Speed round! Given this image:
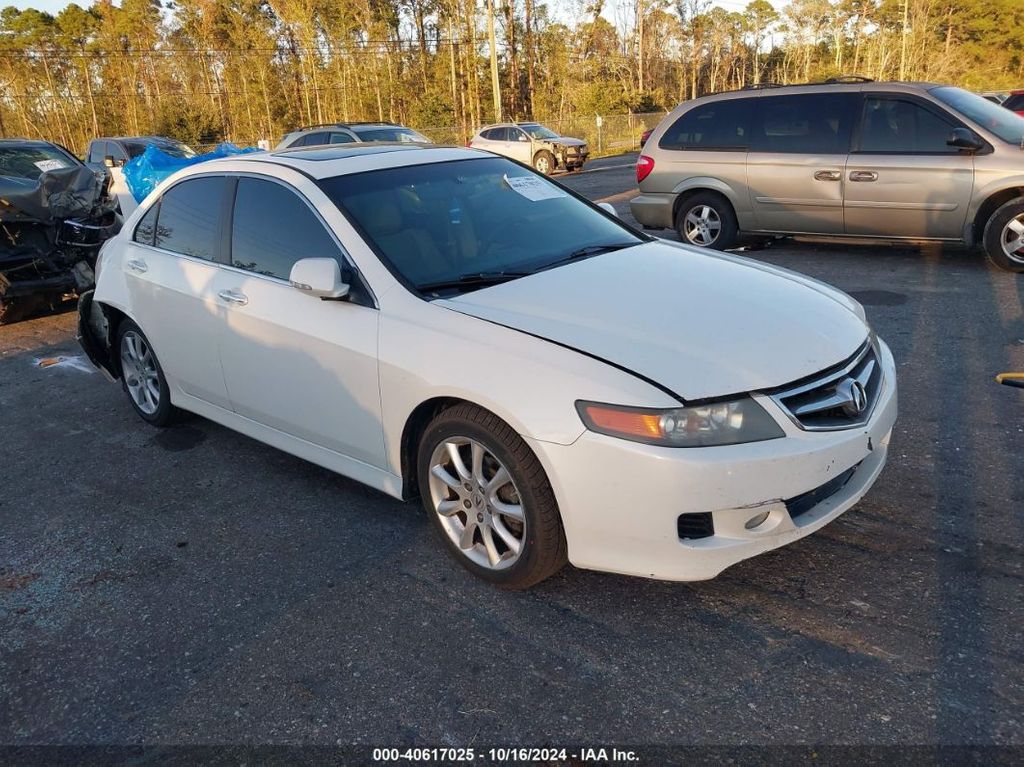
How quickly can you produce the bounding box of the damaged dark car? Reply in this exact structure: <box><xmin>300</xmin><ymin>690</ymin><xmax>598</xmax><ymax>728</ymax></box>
<box><xmin>0</xmin><ymin>138</ymin><xmax>121</xmax><ymax>324</ymax></box>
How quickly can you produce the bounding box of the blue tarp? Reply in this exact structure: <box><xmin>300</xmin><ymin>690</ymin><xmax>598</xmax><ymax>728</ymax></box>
<box><xmin>123</xmin><ymin>142</ymin><xmax>261</xmax><ymax>203</ymax></box>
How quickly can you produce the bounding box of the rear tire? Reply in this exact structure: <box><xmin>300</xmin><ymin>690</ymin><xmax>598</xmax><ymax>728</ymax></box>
<box><xmin>116</xmin><ymin>319</ymin><xmax>180</xmax><ymax>427</ymax></box>
<box><xmin>533</xmin><ymin>150</ymin><xmax>555</xmax><ymax>176</ymax></box>
<box><xmin>982</xmin><ymin>197</ymin><xmax>1024</xmax><ymax>273</ymax></box>
<box><xmin>675</xmin><ymin>192</ymin><xmax>739</xmax><ymax>251</ymax></box>
<box><xmin>417</xmin><ymin>403</ymin><xmax>567</xmax><ymax>589</ymax></box>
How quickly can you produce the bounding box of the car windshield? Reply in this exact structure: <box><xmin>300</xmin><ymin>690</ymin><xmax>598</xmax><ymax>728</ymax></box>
<box><xmin>319</xmin><ymin>156</ymin><xmax>643</xmax><ymax>294</ymax></box>
<box><xmin>520</xmin><ymin>124</ymin><xmax>559</xmax><ymax>140</ymax></box>
<box><xmin>0</xmin><ymin>145</ymin><xmax>79</xmax><ymax>179</ymax></box>
<box><xmin>353</xmin><ymin>127</ymin><xmax>431</xmax><ymax>143</ymax></box>
<box><xmin>125</xmin><ymin>139</ymin><xmax>197</xmax><ymax>159</ymax></box>
<box><xmin>1004</xmin><ymin>93</ymin><xmax>1024</xmax><ymax>112</ymax></box>
<box><xmin>931</xmin><ymin>86</ymin><xmax>1024</xmax><ymax>145</ymax></box>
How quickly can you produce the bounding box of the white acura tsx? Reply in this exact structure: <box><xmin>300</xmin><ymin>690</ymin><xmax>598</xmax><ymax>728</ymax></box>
<box><xmin>78</xmin><ymin>144</ymin><xmax>897</xmax><ymax>588</ymax></box>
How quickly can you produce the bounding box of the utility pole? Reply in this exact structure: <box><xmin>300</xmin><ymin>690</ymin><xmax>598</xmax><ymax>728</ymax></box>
<box><xmin>487</xmin><ymin>0</ymin><xmax>502</xmax><ymax>121</ymax></box>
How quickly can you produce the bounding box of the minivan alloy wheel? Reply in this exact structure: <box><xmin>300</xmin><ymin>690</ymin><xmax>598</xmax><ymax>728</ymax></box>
<box><xmin>428</xmin><ymin>437</ymin><xmax>526</xmax><ymax>570</ymax></box>
<box><xmin>1000</xmin><ymin>215</ymin><xmax>1024</xmax><ymax>264</ymax></box>
<box><xmin>120</xmin><ymin>330</ymin><xmax>160</xmax><ymax>415</ymax></box>
<box><xmin>683</xmin><ymin>205</ymin><xmax>722</xmax><ymax>246</ymax></box>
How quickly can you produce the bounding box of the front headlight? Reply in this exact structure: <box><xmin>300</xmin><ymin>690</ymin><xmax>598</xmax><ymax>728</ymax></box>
<box><xmin>576</xmin><ymin>397</ymin><xmax>785</xmax><ymax>448</ymax></box>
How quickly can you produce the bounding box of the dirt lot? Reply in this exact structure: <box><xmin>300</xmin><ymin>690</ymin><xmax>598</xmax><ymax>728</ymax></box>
<box><xmin>1</xmin><ymin>155</ymin><xmax>1022</xmax><ymax>747</ymax></box>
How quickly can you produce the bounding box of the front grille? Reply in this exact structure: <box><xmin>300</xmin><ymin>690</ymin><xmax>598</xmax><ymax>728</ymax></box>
<box><xmin>677</xmin><ymin>512</ymin><xmax>715</xmax><ymax>540</ymax></box>
<box><xmin>786</xmin><ymin>464</ymin><xmax>859</xmax><ymax>520</ymax></box>
<box><xmin>769</xmin><ymin>341</ymin><xmax>882</xmax><ymax>431</ymax></box>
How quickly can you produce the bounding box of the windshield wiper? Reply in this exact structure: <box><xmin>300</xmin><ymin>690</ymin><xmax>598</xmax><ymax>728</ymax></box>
<box><xmin>538</xmin><ymin>242</ymin><xmax>637</xmax><ymax>272</ymax></box>
<box><xmin>416</xmin><ymin>271</ymin><xmax>532</xmax><ymax>294</ymax></box>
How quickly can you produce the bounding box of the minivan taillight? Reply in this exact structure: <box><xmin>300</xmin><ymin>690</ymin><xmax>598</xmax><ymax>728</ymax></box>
<box><xmin>636</xmin><ymin>155</ymin><xmax>654</xmax><ymax>184</ymax></box>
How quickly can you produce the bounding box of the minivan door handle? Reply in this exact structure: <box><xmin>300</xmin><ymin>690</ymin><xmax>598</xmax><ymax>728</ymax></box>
<box><xmin>217</xmin><ymin>290</ymin><xmax>249</xmax><ymax>306</ymax></box>
<box><xmin>126</xmin><ymin>258</ymin><xmax>148</xmax><ymax>273</ymax></box>
<box><xmin>849</xmin><ymin>170</ymin><xmax>879</xmax><ymax>182</ymax></box>
<box><xmin>813</xmin><ymin>170</ymin><xmax>842</xmax><ymax>182</ymax></box>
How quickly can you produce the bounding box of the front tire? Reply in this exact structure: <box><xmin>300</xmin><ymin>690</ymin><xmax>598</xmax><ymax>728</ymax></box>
<box><xmin>982</xmin><ymin>197</ymin><xmax>1024</xmax><ymax>273</ymax></box>
<box><xmin>675</xmin><ymin>192</ymin><xmax>739</xmax><ymax>250</ymax></box>
<box><xmin>417</xmin><ymin>403</ymin><xmax>567</xmax><ymax>589</ymax></box>
<box><xmin>533</xmin><ymin>150</ymin><xmax>554</xmax><ymax>176</ymax></box>
<box><xmin>116</xmin><ymin>319</ymin><xmax>179</xmax><ymax>426</ymax></box>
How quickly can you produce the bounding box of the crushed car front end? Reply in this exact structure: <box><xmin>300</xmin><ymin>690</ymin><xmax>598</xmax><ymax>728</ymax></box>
<box><xmin>549</xmin><ymin>138</ymin><xmax>589</xmax><ymax>171</ymax></box>
<box><xmin>1</xmin><ymin>148</ymin><xmax>121</xmax><ymax>323</ymax></box>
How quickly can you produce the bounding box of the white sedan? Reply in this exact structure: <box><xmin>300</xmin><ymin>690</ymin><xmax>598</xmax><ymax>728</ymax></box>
<box><xmin>78</xmin><ymin>144</ymin><xmax>897</xmax><ymax>588</ymax></box>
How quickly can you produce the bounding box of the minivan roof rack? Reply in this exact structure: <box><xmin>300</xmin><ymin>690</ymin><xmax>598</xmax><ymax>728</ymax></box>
<box><xmin>740</xmin><ymin>82</ymin><xmax>786</xmax><ymax>90</ymax></box>
<box><xmin>823</xmin><ymin>75</ymin><xmax>874</xmax><ymax>84</ymax></box>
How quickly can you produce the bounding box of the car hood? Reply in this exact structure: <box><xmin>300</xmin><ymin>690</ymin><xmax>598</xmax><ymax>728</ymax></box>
<box><xmin>441</xmin><ymin>240</ymin><xmax>869</xmax><ymax>401</ymax></box>
<box><xmin>548</xmin><ymin>136</ymin><xmax>586</xmax><ymax>147</ymax></box>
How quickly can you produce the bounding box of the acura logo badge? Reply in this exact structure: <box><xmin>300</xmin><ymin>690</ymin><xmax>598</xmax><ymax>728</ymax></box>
<box><xmin>837</xmin><ymin>377</ymin><xmax>868</xmax><ymax>417</ymax></box>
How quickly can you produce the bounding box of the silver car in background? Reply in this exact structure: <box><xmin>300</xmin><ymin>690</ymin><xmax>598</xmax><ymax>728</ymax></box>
<box><xmin>470</xmin><ymin>123</ymin><xmax>589</xmax><ymax>175</ymax></box>
<box><xmin>276</xmin><ymin>122</ymin><xmax>432</xmax><ymax>150</ymax></box>
<box><xmin>631</xmin><ymin>79</ymin><xmax>1024</xmax><ymax>272</ymax></box>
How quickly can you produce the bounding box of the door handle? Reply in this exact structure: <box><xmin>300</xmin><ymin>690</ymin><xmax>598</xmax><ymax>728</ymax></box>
<box><xmin>813</xmin><ymin>170</ymin><xmax>842</xmax><ymax>182</ymax></box>
<box><xmin>217</xmin><ymin>290</ymin><xmax>249</xmax><ymax>306</ymax></box>
<box><xmin>849</xmin><ymin>170</ymin><xmax>879</xmax><ymax>182</ymax></box>
<box><xmin>126</xmin><ymin>258</ymin><xmax>148</xmax><ymax>273</ymax></box>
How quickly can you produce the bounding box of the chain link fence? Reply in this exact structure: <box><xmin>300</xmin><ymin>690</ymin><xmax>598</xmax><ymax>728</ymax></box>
<box><xmin>207</xmin><ymin>111</ymin><xmax>670</xmax><ymax>157</ymax></box>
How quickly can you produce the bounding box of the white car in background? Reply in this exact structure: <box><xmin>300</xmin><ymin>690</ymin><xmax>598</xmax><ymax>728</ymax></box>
<box><xmin>78</xmin><ymin>144</ymin><xmax>897</xmax><ymax>588</ymax></box>
<box><xmin>470</xmin><ymin>123</ymin><xmax>589</xmax><ymax>175</ymax></box>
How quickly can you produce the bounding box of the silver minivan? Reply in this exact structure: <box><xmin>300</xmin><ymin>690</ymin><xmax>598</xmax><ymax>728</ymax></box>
<box><xmin>630</xmin><ymin>80</ymin><xmax>1024</xmax><ymax>272</ymax></box>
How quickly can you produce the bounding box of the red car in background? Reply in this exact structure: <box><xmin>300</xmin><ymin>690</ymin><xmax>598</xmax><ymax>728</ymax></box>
<box><xmin>1004</xmin><ymin>90</ymin><xmax>1024</xmax><ymax>116</ymax></box>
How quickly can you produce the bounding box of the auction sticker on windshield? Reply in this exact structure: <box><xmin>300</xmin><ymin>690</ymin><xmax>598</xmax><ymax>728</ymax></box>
<box><xmin>34</xmin><ymin>159</ymin><xmax>68</xmax><ymax>172</ymax></box>
<box><xmin>503</xmin><ymin>173</ymin><xmax>565</xmax><ymax>202</ymax></box>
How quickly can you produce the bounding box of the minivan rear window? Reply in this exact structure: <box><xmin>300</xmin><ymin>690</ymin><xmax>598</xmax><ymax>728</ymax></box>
<box><xmin>659</xmin><ymin>99</ymin><xmax>751</xmax><ymax>151</ymax></box>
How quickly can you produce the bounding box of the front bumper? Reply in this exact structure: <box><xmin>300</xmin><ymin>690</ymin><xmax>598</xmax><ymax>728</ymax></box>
<box><xmin>76</xmin><ymin>290</ymin><xmax>117</xmax><ymax>381</ymax></box>
<box><xmin>527</xmin><ymin>339</ymin><xmax>898</xmax><ymax>581</ymax></box>
<box><xmin>629</xmin><ymin>192</ymin><xmax>676</xmax><ymax>229</ymax></box>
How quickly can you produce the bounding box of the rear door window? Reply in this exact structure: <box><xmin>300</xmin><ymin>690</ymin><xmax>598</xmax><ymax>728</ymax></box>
<box><xmin>857</xmin><ymin>97</ymin><xmax>958</xmax><ymax>154</ymax></box>
<box><xmin>153</xmin><ymin>176</ymin><xmax>226</xmax><ymax>260</ymax></box>
<box><xmin>751</xmin><ymin>93</ymin><xmax>858</xmax><ymax>154</ymax></box>
<box><xmin>329</xmin><ymin>132</ymin><xmax>356</xmax><ymax>144</ymax></box>
<box><xmin>659</xmin><ymin>99</ymin><xmax>752</xmax><ymax>151</ymax></box>
<box><xmin>230</xmin><ymin>177</ymin><xmax>343</xmax><ymax>280</ymax></box>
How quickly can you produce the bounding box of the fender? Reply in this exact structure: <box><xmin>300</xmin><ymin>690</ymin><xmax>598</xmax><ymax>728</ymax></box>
<box><xmin>669</xmin><ymin>175</ymin><xmax>751</xmax><ymax>227</ymax></box>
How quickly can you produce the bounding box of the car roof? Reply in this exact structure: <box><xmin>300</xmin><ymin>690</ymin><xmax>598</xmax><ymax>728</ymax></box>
<box><xmin>183</xmin><ymin>144</ymin><xmax>491</xmax><ymax>180</ymax></box>
<box><xmin>0</xmin><ymin>138</ymin><xmax>64</xmax><ymax>148</ymax></box>
<box><xmin>95</xmin><ymin>136</ymin><xmax>181</xmax><ymax>143</ymax></box>
<box><xmin>479</xmin><ymin>122</ymin><xmax>541</xmax><ymax>129</ymax></box>
<box><xmin>701</xmin><ymin>80</ymin><xmax>942</xmax><ymax>100</ymax></box>
<box><xmin>289</xmin><ymin>122</ymin><xmax>401</xmax><ymax>134</ymax></box>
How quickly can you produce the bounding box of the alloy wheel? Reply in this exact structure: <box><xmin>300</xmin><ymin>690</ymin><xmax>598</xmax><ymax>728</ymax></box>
<box><xmin>427</xmin><ymin>437</ymin><xmax>526</xmax><ymax>570</ymax></box>
<box><xmin>120</xmin><ymin>330</ymin><xmax>160</xmax><ymax>415</ymax></box>
<box><xmin>683</xmin><ymin>205</ymin><xmax>722</xmax><ymax>246</ymax></box>
<box><xmin>1000</xmin><ymin>215</ymin><xmax>1024</xmax><ymax>264</ymax></box>
<box><xmin>535</xmin><ymin>156</ymin><xmax>551</xmax><ymax>174</ymax></box>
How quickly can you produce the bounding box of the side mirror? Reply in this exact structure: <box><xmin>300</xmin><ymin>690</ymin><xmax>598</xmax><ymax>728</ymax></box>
<box><xmin>947</xmin><ymin>127</ymin><xmax>984</xmax><ymax>152</ymax></box>
<box><xmin>103</xmin><ymin>155</ymin><xmax>115</xmax><ymax>168</ymax></box>
<box><xmin>518</xmin><ymin>134</ymin><xmax>529</xmax><ymax>142</ymax></box>
<box><xmin>597</xmin><ymin>202</ymin><xmax>618</xmax><ymax>218</ymax></box>
<box><xmin>289</xmin><ymin>258</ymin><xmax>350</xmax><ymax>300</ymax></box>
